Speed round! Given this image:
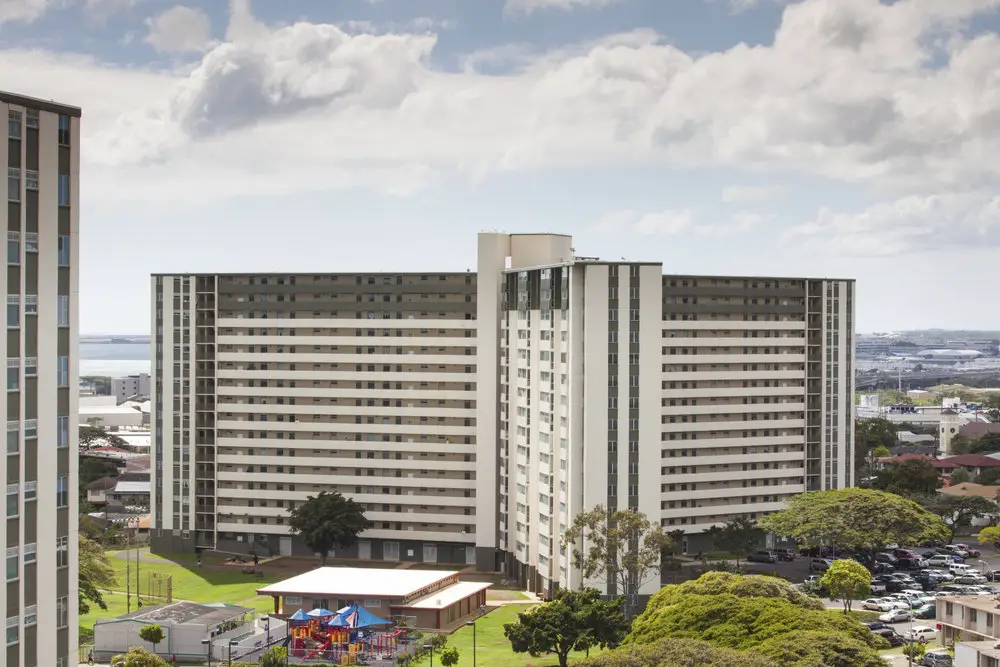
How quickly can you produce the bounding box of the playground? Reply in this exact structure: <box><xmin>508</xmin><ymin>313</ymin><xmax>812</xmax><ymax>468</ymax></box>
<box><xmin>286</xmin><ymin>604</ymin><xmax>403</xmax><ymax>664</ymax></box>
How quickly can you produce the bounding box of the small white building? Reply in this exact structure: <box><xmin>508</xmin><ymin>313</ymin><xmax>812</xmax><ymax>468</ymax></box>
<box><xmin>93</xmin><ymin>601</ymin><xmax>254</xmax><ymax>662</ymax></box>
<box><xmin>956</xmin><ymin>640</ymin><xmax>1000</xmax><ymax>667</ymax></box>
<box><xmin>81</xmin><ymin>395</ymin><xmax>144</xmax><ymax>428</ymax></box>
<box><xmin>112</xmin><ymin>373</ymin><xmax>151</xmax><ymax>404</ymax></box>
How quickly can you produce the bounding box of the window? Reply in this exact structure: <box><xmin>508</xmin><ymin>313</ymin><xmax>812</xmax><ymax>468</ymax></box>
<box><xmin>25</xmin><ymin>110</ymin><xmax>37</xmax><ymax>130</ymax></box>
<box><xmin>23</xmin><ymin>420</ymin><xmax>35</xmax><ymax>439</ymax></box>
<box><xmin>56</xmin><ymin>536</ymin><xmax>68</xmax><ymax>568</ymax></box>
<box><xmin>5</xmin><ymin>548</ymin><xmax>16</xmax><ymax>582</ymax></box>
<box><xmin>58</xmin><ymin>234</ymin><xmax>70</xmax><ymax>265</ymax></box>
<box><xmin>24</xmin><ymin>232</ymin><xmax>37</xmax><ymax>253</ymax></box>
<box><xmin>5</xmin><ymin>421</ymin><xmax>16</xmax><ymax>455</ymax></box>
<box><xmin>6</xmin><ymin>296</ymin><xmax>17</xmax><ymax>329</ymax></box>
<box><xmin>56</xmin><ymin>476</ymin><xmax>68</xmax><ymax>507</ymax></box>
<box><xmin>7</xmin><ymin>168</ymin><xmax>18</xmax><ymax>202</ymax></box>
<box><xmin>6</xmin><ymin>359</ymin><xmax>18</xmax><ymax>391</ymax></box>
<box><xmin>23</xmin><ymin>482</ymin><xmax>35</xmax><ymax>502</ymax></box>
<box><xmin>5</xmin><ymin>615</ymin><xmax>16</xmax><ymax>646</ymax></box>
<box><xmin>22</xmin><ymin>544</ymin><xmax>35</xmax><ymax>565</ymax></box>
<box><xmin>23</xmin><ymin>606</ymin><xmax>35</xmax><ymax>627</ymax></box>
<box><xmin>24</xmin><ymin>170</ymin><xmax>37</xmax><ymax>191</ymax></box>
<box><xmin>58</xmin><ymin>295</ymin><xmax>69</xmax><ymax>327</ymax></box>
<box><xmin>7</xmin><ymin>110</ymin><xmax>21</xmax><ymax>138</ymax></box>
<box><xmin>57</xmin><ymin>175</ymin><xmax>70</xmax><ymax>206</ymax></box>
<box><xmin>56</xmin><ymin>416</ymin><xmax>68</xmax><ymax>448</ymax></box>
<box><xmin>23</xmin><ymin>357</ymin><xmax>35</xmax><ymax>377</ymax></box>
<box><xmin>6</xmin><ymin>232</ymin><xmax>18</xmax><ymax>265</ymax></box>
<box><xmin>57</xmin><ymin>355</ymin><xmax>68</xmax><ymax>387</ymax></box>
<box><xmin>6</xmin><ymin>484</ymin><xmax>17</xmax><ymax>518</ymax></box>
<box><xmin>58</xmin><ymin>115</ymin><xmax>70</xmax><ymax>145</ymax></box>
<box><xmin>24</xmin><ymin>296</ymin><xmax>35</xmax><ymax>315</ymax></box>
<box><xmin>56</xmin><ymin>596</ymin><xmax>68</xmax><ymax>628</ymax></box>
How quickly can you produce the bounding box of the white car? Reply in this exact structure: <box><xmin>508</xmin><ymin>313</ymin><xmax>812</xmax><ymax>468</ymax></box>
<box><xmin>903</xmin><ymin>625</ymin><xmax>937</xmax><ymax>642</ymax></box>
<box><xmin>880</xmin><ymin>609</ymin><xmax>913</xmax><ymax>623</ymax></box>
<box><xmin>927</xmin><ymin>555</ymin><xmax>955</xmax><ymax>568</ymax></box>
<box><xmin>956</xmin><ymin>574</ymin><xmax>988</xmax><ymax>585</ymax></box>
<box><xmin>862</xmin><ymin>598</ymin><xmax>893</xmax><ymax>611</ymax></box>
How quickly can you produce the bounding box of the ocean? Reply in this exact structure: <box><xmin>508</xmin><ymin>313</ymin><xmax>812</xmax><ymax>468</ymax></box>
<box><xmin>80</xmin><ymin>342</ymin><xmax>150</xmax><ymax>376</ymax></box>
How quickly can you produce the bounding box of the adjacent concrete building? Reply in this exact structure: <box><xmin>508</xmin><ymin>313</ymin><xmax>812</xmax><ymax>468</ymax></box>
<box><xmin>112</xmin><ymin>372</ymin><xmax>150</xmax><ymax>403</ymax></box>
<box><xmin>150</xmin><ymin>233</ymin><xmax>855</xmax><ymax>600</ymax></box>
<box><xmin>1</xmin><ymin>90</ymin><xmax>81</xmax><ymax>667</ymax></box>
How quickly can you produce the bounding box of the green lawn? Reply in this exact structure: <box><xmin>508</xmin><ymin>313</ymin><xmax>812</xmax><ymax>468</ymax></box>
<box><xmin>411</xmin><ymin>605</ymin><xmax>603</xmax><ymax>667</ymax></box>
<box><xmin>486</xmin><ymin>589</ymin><xmax>531</xmax><ymax>602</ymax></box>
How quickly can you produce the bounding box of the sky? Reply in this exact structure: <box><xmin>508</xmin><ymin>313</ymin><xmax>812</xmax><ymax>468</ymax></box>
<box><xmin>2</xmin><ymin>0</ymin><xmax>1000</xmax><ymax>335</ymax></box>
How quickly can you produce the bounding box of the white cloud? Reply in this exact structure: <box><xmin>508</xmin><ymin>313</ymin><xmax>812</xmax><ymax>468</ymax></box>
<box><xmin>3</xmin><ymin>0</ymin><xmax>1000</xmax><ymax>233</ymax></box>
<box><xmin>145</xmin><ymin>5</ymin><xmax>212</xmax><ymax>54</ymax></box>
<box><xmin>0</xmin><ymin>0</ymin><xmax>56</xmax><ymax>24</ymax></box>
<box><xmin>634</xmin><ymin>209</ymin><xmax>697</xmax><ymax>235</ymax></box>
<box><xmin>721</xmin><ymin>184</ymin><xmax>787</xmax><ymax>204</ymax></box>
<box><xmin>594</xmin><ymin>209</ymin><xmax>769</xmax><ymax>236</ymax></box>
<box><xmin>785</xmin><ymin>192</ymin><xmax>1000</xmax><ymax>256</ymax></box>
<box><xmin>505</xmin><ymin>0</ymin><xmax>622</xmax><ymax>16</ymax></box>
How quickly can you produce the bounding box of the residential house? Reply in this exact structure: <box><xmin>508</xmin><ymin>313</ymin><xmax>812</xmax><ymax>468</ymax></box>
<box><xmin>86</xmin><ymin>477</ymin><xmax>118</xmax><ymax>506</ymax></box>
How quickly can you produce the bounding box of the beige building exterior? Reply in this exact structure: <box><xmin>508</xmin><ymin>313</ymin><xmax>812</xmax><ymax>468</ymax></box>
<box><xmin>0</xmin><ymin>91</ymin><xmax>81</xmax><ymax>667</ymax></box>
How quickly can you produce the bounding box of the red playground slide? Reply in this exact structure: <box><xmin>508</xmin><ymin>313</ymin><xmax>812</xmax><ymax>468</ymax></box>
<box><xmin>304</xmin><ymin>638</ymin><xmax>332</xmax><ymax>661</ymax></box>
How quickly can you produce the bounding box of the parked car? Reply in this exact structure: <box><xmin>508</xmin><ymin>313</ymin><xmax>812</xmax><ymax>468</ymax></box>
<box><xmin>922</xmin><ymin>650</ymin><xmax>953</xmax><ymax>666</ymax></box>
<box><xmin>927</xmin><ymin>555</ymin><xmax>955</xmax><ymax>568</ymax></box>
<box><xmin>879</xmin><ymin>609</ymin><xmax>913</xmax><ymax>623</ymax></box>
<box><xmin>873</xmin><ymin>628</ymin><xmax>905</xmax><ymax>647</ymax></box>
<box><xmin>945</xmin><ymin>545</ymin><xmax>970</xmax><ymax>558</ymax></box>
<box><xmin>903</xmin><ymin>626</ymin><xmax>938</xmax><ymax>642</ymax></box>
<box><xmin>876</xmin><ymin>552</ymin><xmax>899</xmax><ymax>565</ymax></box>
<box><xmin>809</xmin><ymin>558</ymin><xmax>832</xmax><ymax>572</ymax></box>
<box><xmin>863</xmin><ymin>620</ymin><xmax>887</xmax><ymax>631</ymax></box>
<box><xmin>775</xmin><ymin>548</ymin><xmax>796</xmax><ymax>561</ymax></box>
<box><xmin>955</xmin><ymin>544</ymin><xmax>981</xmax><ymax>558</ymax></box>
<box><xmin>862</xmin><ymin>598</ymin><xmax>893</xmax><ymax>612</ymax></box>
<box><xmin>913</xmin><ymin>603</ymin><xmax>937</xmax><ymax>619</ymax></box>
<box><xmin>949</xmin><ymin>563</ymin><xmax>974</xmax><ymax>576</ymax></box>
<box><xmin>955</xmin><ymin>574</ymin><xmax>988</xmax><ymax>585</ymax></box>
<box><xmin>748</xmin><ymin>550</ymin><xmax>777</xmax><ymax>564</ymax></box>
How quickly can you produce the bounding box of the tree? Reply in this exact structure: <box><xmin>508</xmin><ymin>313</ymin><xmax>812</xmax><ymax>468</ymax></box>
<box><xmin>855</xmin><ymin>418</ymin><xmax>897</xmax><ymax>477</ymax></box>
<box><xmin>439</xmin><ymin>646</ymin><xmax>460</xmax><ymax>666</ymax></box>
<box><xmin>949</xmin><ymin>468</ymin><xmax>972</xmax><ymax>485</ymax></box>
<box><xmin>626</xmin><ymin>572</ymin><xmax>887</xmax><ymax>665</ymax></box>
<box><xmin>978</xmin><ymin>525</ymin><xmax>1000</xmax><ymax>545</ymax></box>
<box><xmin>562</xmin><ymin>506</ymin><xmax>670</xmax><ymax>616</ymax></box>
<box><xmin>902</xmin><ymin>642</ymin><xmax>927</xmax><ymax>662</ymax></box>
<box><xmin>111</xmin><ymin>647</ymin><xmax>168</xmax><ymax>667</ymax></box>
<box><xmin>712</xmin><ymin>517</ymin><xmax>763</xmax><ymax>567</ymax></box>
<box><xmin>287</xmin><ymin>490</ymin><xmax>372</xmax><ymax>565</ymax></box>
<box><xmin>504</xmin><ymin>588</ymin><xmax>629</xmax><ymax>667</ymax></box>
<box><xmin>976</xmin><ymin>467</ymin><xmax>1000</xmax><ymax>485</ymax></box>
<box><xmin>138</xmin><ymin>624</ymin><xmax>165</xmax><ymax>655</ymax></box>
<box><xmin>872</xmin><ymin>445</ymin><xmax>891</xmax><ymax>458</ymax></box>
<box><xmin>819</xmin><ymin>559</ymin><xmax>870</xmax><ymax>614</ymax></box>
<box><xmin>967</xmin><ymin>433</ymin><xmax>1000</xmax><ymax>454</ymax></box>
<box><xmin>920</xmin><ymin>495</ymin><xmax>997</xmax><ymax>540</ymax></box>
<box><xmin>580</xmin><ymin>638</ymin><xmax>779</xmax><ymax>667</ymax></box>
<box><xmin>259</xmin><ymin>646</ymin><xmax>287</xmax><ymax>667</ymax></box>
<box><xmin>79</xmin><ymin>535</ymin><xmax>117</xmax><ymax>614</ymax></box>
<box><xmin>755</xmin><ymin>630</ymin><xmax>889</xmax><ymax>667</ymax></box>
<box><xmin>871</xmin><ymin>459</ymin><xmax>941</xmax><ymax>496</ymax></box>
<box><xmin>757</xmin><ymin>488</ymin><xmax>950</xmax><ymax>553</ymax></box>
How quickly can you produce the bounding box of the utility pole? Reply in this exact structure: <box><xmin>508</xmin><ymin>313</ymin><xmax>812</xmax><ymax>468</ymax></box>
<box><xmin>126</xmin><ymin>523</ymin><xmax>131</xmax><ymax>613</ymax></box>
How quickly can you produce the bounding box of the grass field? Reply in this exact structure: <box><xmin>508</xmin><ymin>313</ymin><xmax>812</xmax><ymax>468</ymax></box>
<box><xmin>410</xmin><ymin>605</ymin><xmax>603</xmax><ymax>667</ymax></box>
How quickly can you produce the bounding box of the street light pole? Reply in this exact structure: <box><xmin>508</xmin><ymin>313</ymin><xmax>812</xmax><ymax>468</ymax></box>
<box><xmin>201</xmin><ymin>638</ymin><xmax>212</xmax><ymax>667</ymax></box>
<box><xmin>422</xmin><ymin>644</ymin><xmax>434</xmax><ymax>667</ymax></box>
<box><xmin>229</xmin><ymin>639</ymin><xmax>238</xmax><ymax>666</ymax></box>
<box><xmin>465</xmin><ymin>621</ymin><xmax>476</xmax><ymax>667</ymax></box>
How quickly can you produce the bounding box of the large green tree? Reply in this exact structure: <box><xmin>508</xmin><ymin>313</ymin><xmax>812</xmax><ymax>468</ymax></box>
<box><xmin>918</xmin><ymin>494</ymin><xmax>997</xmax><ymax>540</ymax></box>
<box><xmin>968</xmin><ymin>432</ymin><xmax>1000</xmax><ymax>454</ymax></box>
<box><xmin>504</xmin><ymin>588</ymin><xmax>629</xmax><ymax>667</ymax></box>
<box><xmin>580</xmin><ymin>638</ymin><xmax>779</xmax><ymax>667</ymax></box>
<box><xmin>702</xmin><ymin>517</ymin><xmax>763</xmax><ymax>567</ymax></box>
<box><xmin>80</xmin><ymin>535</ymin><xmax>117</xmax><ymax>614</ymax></box>
<box><xmin>855</xmin><ymin>418</ymin><xmax>898</xmax><ymax>477</ymax></box>
<box><xmin>871</xmin><ymin>459</ymin><xmax>942</xmax><ymax>496</ymax></box>
<box><xmin>138</xmin><ymin>624</ymin><xmax>165</xmax><ymax>655</ymax></box>
<box><xmin>757</xmin><ymin>488</ymin><xmax>950</xmax><ymax>552</ymax></box>
<box><xmin>626</xmin><ymin>572</ymin><xmax>886</xmax><ymax>666</ymax></box>
<box><xmin>562</xmin><ymin>506</ymin><xmax>670</xmax><ymax>617</ymax></box>
<box><xmin>110</xmin><ymin>647</ymin><xmax>168</xmax><ymax>667</ymax></box>
<box><xmin>755</xmin><ymin>631</ymin><xmax>888</xmax><ymax>667</ymax></box>
<box><xmin>287</xmin><ymin>490</ymin><xmax>372</xmax><ymax>565</ymax></box>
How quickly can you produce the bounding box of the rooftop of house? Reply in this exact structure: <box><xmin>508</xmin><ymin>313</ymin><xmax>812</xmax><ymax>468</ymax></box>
<box><xmin>258</xmin><ymin>567</ymin><xmax>458</xmax><ymax>599</ymax></box>
<box><xmin>97</xmin><ymin>601</ymin><xmax>252</xmax><ymax>628</ymax></box>
<box><xmin>959</xmin><ymin>422</ymin><xmax>1000</xmax><ymax>439</ymax></box>
<box><xmin>939</xmin><ymin>482</ymin><xmax>1000</xmax><ymax>499</ymax></box>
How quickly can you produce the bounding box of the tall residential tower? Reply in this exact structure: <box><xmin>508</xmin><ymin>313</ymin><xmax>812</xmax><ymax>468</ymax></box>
<box><xmin>1</xmin><ymin>91</ymin><xmax>81</xmax><ymax>667</ymax></box>
<box><xmin>151</xmin><ymin>233</ymin><xmax>854</xmax><ymax>599</ymax></box>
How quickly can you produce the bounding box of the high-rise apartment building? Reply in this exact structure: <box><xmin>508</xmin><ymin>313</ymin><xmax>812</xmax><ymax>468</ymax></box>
<box><xmin>0</xmin><ymin>91</ymin><xmax>81</xmax><ymax>667</ymax></box>
<box><xmin>151</xmin><ymin>233</ymin><xmax>854</xmax><ymax>599</ymax></box>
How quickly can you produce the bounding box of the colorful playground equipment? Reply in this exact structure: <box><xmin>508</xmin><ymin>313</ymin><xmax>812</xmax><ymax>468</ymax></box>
<box><xmin>287</xmin><ymin>604</ymin><xmax>402</xmax><ymax>664</ymax></box>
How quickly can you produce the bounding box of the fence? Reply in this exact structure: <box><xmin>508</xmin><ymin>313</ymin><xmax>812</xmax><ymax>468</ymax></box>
<box><xmin>214</xmin><ymin>616</ymin><xmax>288</xmax><ymax>661</ymax></box>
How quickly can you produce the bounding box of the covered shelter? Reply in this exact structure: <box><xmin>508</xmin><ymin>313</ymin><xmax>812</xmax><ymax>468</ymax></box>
<box><xmin>258</xmin><ymin>567</ymin><xmax>490</xmax><ymax>630</ymax></box>
<box><xmin>92</xmin><ymin>601</ymin><xmax>253</xmax><ymax>662</ymax></box>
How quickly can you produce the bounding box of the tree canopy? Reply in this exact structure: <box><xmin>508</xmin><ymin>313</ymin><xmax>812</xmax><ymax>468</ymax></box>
<box><xmin>754</xmin><ymin>630</ymin><xmax>889</xmax><ymax>667</ymax></box>
<box><xmin>702</xmin><ymin>517</ymin><xmax>763</xmax><ymax>566</ymax></box>
<box><xmin>949</xmin><ymin>468</ymin><xmax>973</xmax><ymax>485</ymax></box>
<box><xmin>138</xmin><ymin>624</ymin><xmax>165</xmax><ymax>654</ymax></box>
<box><xmin>80</xmin><ymin>535</ymin><xmax>117</xmax><ymax>614</ymax></box>
<box><xmin>977</xmin><ymin>525</ymin><xmax>1000</xmax><ymax>545</ymax></box>
<box><xmin>871</xmin><ymin>459</ymin><xmax>942</xmax><ymax>496</ymax></box>
<box><xmin>110</xmin><ymin>647</ymin><xmax>168</xmax><ymax>667</ymax></box>
<box><xmin>626</xmin><ymin>572</ymin><xmax>886</xmax><ymax>666</ymax></box>
<box><xmin>819</xmin><ymin>559</ymin><xmax>871</xmax><ymax>614</ymax></box>
<box><xmin>757</xmin><ymin>488</ymin><xmax>950</xmax><ymax>551</ymax></box>
<box><xmin>287</xmin><ymin>490</ymin><xmax>372</xmax><ymax>565</ymax></box>
<box><xmin>918</xmin><ymin>494</ymin><xmax>997</xmax><ymax>540</ymax></box>
<box><xmin>580</xmin><ymin>638</ymin><xmax>778</xmax><ymax>667</ymax></box>
<box><xmin>562</xmin><ymin>506</ymin><xmax>670</xmax><ymax>615</ymax></box>
<box><xmin>504</xmin><ymin>588</ymin><xmax>629</xmax><ymax>667</ymax></box>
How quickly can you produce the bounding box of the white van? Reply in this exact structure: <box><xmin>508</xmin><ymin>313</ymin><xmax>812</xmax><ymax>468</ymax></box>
<box><xmin>949</xmin><ymin>563</ymin><xmax>974</xmax><ymax>575</ymax></box>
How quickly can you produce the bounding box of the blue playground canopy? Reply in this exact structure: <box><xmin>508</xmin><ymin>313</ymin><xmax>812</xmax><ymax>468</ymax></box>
<box><xmin>308</xmin><ymin>608</ymin><xmax>335</xmax><ymax>618</ymax></box>
<box><xmin>288</xmin><ymin>609</ymin><xmax>310</xmax><ymax>622</ymax></box>
<box><xmin>325</xmin><ymin>603</ymin><xmax>391</xmax><ymax>629</ymax></box>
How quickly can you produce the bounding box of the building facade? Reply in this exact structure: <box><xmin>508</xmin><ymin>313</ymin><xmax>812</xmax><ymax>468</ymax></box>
<box><xmin>150</xmin><ymin>273</ymin><xmax>483</xmax><ymax>567</ymax></box>
<box><xmin>111</xmin><ymin>373</ymin><xmax>150</xmax><ymax>403</ymax></box>
<box><xmin>0</xmin><ymin>91</ymin><xmax>81</xmax><ymax>667</ymax></box>
<box><xmin>151</xmin><ymin>233</ymin><xmax>854</xmax><ymax>596</ymax></box>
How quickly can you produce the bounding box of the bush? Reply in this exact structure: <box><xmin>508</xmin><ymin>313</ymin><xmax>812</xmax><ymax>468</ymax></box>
<box><xmin>110</xmin><ymin>647</ymin><xmax>169</xmax><ymax>667</ymax></box>
<box><xmin>580</xmin><ymin>638</ymin><xmax>778</xmax><ymax>667</ymax></box>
